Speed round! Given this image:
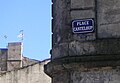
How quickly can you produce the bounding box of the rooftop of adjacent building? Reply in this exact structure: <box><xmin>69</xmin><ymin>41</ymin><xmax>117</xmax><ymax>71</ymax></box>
<box><xmin>8</xmin><ymin>42</ymin><xmax>22</xmax><ymax>46</ymax></box>
<box><xmin>0</xmin><ymin>42</ymin><xmax>42</xmax><ymax>72</ymax></box>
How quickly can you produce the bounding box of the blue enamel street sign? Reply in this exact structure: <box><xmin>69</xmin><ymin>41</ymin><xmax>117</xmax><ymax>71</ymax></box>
<box><xmin>72</xmin><ymin>19</ymin><xmax>94</xmax><ymax>33</ymax></box>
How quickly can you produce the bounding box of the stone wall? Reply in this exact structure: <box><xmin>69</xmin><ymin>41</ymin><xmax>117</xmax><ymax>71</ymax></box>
<box><xmin>0</xmin><ymin>42</ymin><xmax>39</xmax><ymax>72</ymax></box>
<box><xmin>45</xmin><ymin>60</ymin><xmax>120</xmax><ymax>83</ymax></box>
<box><xmin>22</xmin><ymin>57</ymin><xmax>39</xmax><ymax>67</ymax></box>
<box><xmin>97</xmin><ymin>0</ymin><xmax>120</xmax><ymax>38</ymax></box>
<box><xmin>45</xmin><ymin>0</ymin><xmax>120</xmax><ymax>83</ymax></box>
<box><xmin>7</xmin><ymin>42</ymin><xmax>22</xmax><ymax>71</ymax></box>
<box><xmin>51</xmin><ymin>0</ymin><xmax>120</xmax><ymax>59</ymax></box>
<box><xmin>0</xmin><ymin>49</ymin><xmax>7</xmax><ymax>72</ymax></box>
<box><xmin>0</xmin><ymin>60</ymin><xmax>51</xmax><ymax>83</ymax></box>
<box><xmin>70</xmin><ymin>67</ymin><xmax>120</xmax><ymax>83</ymax></box>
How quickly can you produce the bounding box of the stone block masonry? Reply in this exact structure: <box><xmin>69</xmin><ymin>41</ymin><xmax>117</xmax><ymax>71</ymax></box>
<box><xmin>51</xmin><ymin>0</ymin><xmax>97</xmax><ymax>60</ymax></box>
<box><xmin>50</xmin><ymin>0</ymin><xmax>120</xmax><ymax>59</ymax></box>
<box><xmin>0</xmin><ymin>42</ymin><xmax>51</xmax><ymax>83</ymax></box>
<box><xmin>45</xmin><ymin>0</ymin><xmax>120</xmax><ymax>83</ymax></box>
<box><xmin>0</xmin><ymin>49</ymin><xmax>7</xmax><ymax>72</ymax></box>
<box><xmin>0</xmin><ymin>42</ymin><xmax>40</xmax><ymax>73</ymax></box>
<box><xmin>97</xmin><ymin>0</ymin><xmax>120</xmax><ymax>38</ymax></box>
<box><xmin>7</xmin><ymin>42</ymin><xmax>22</xmax><ymax>71</ymax></box>
<box><xmin>0</xmin><ymin>60</ymin><xmax>51</xmax><ymax>83</ymax></box>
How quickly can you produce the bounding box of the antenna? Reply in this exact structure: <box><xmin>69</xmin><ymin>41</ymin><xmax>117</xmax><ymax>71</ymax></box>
<box><xmin>18</xmin><ymin>30</ymin><xmax>24</xmax><ymax>42</ymax></box>
<box><xmin>18</xmin><ymin>30</ymin><xmax>24</xmax><ymax>67</ymax></box>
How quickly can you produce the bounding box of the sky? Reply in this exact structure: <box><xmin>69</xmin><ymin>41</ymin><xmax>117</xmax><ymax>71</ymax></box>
<box><xmin>0</xmin><ymin>0</ymin><xmax>52</xmax><ymax>60</ymax></box>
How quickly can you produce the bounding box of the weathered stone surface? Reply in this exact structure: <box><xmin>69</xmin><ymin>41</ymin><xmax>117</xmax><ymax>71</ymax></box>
<box><xmin>52</xmin><ymin>39</ymin><xmax>120</xmax><ymax>59</ymax></box>
<box><xmin>50</xmin><ymin>0</ymin><xmax>120</xmax><ymax>59</ymax></box>
<box><xmin>52</xmin><ymin>43</ymin><xmax>69</xmax><ymax>59</ymax></box>
<box><xmin>8</xmin><ymin>42</ymin><xmax>22</xmax><ymax>60</ymax></box>
<box><xmin>0</xmin><ymin>49</ymin><xmax>7</xmax><ymax>71</ymax></box>
<box><xmin>0</xmin><ymin>60</ymin><xmax>51</xmax><ymax>83</ymax></box>
<box><xmin>52</xmin><ymin>0</ymin><xmax>71</xmax><ymax>47</ymax></box>
<box><xmin>45</xmin><ymin>61</ymin><xmax>120</xmax><ymax>83</ymax></box>
<box><xmin>97</xmin><ymin>0</ymin><xmax>120</xmax><ymax>38</ymax></box>
<box><xmin>70</xmin><ymin>33</ymin><xmax>96</xmax><ymax>41</ymax></box>
<box><xmin>0</xmin><ymin>42</ymin><xmax>40</xmax><ymax>72</ymax></box>
<box><xmin>70</xmin><ymin>1</ymin><xmax>96</xmax><ymax>43</ymax></box>
<box><xmin>69</xmin><ymin>41</ymin><xmax>95</xmax><ymax>56</ymax></box>
<box><xmin>71</xmin><ymin>10</ymin><xmax>95</xmax><ymax>20</ymax></box>
<box><xmin>22</xmin><ymin>57</ymin><xmax>39</xmax><ymax>67</ymax></box>
<box><xmin>53</xmin><ymin>71</ymin><xmax>69</xmax><ymax>83</ymax></box>
<box><xmin>7</xmin><ymin>61</ymin><xmax>21</xmax><ymax>71</ymax></box>
<box><xmin>71</xmin><ymin>67</ymin><xmax>120</xmax><ymax>83</ymax></box>
<box><xmin>95</xmin><ymin>39</ymin><xmax>120</xmax><ymax>54</ymax></box>
<box><xmin>69</xmin><ymin>39</ymin><xmax>120</xmax><ymax>56</ymax></box>
<box><xmin>7</xmin><ymin>42</ymin><xmax>22</xmax><ymax>71</ymax></box>
<box><xmin>46</xmin><ymin>0</ymin><xmax>120</xmax><ymax>83</ymax></box>
<box><xmin>71</xmin><ymin>0</ymin><xmax>95</xmax><ymax>9</ymax></box>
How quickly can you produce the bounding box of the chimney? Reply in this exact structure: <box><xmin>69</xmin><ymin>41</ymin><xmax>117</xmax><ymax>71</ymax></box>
<box><xmin>7</xmin><ymin>42</ymin><xmax>23</xmax><ymax>71</ymax></box>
